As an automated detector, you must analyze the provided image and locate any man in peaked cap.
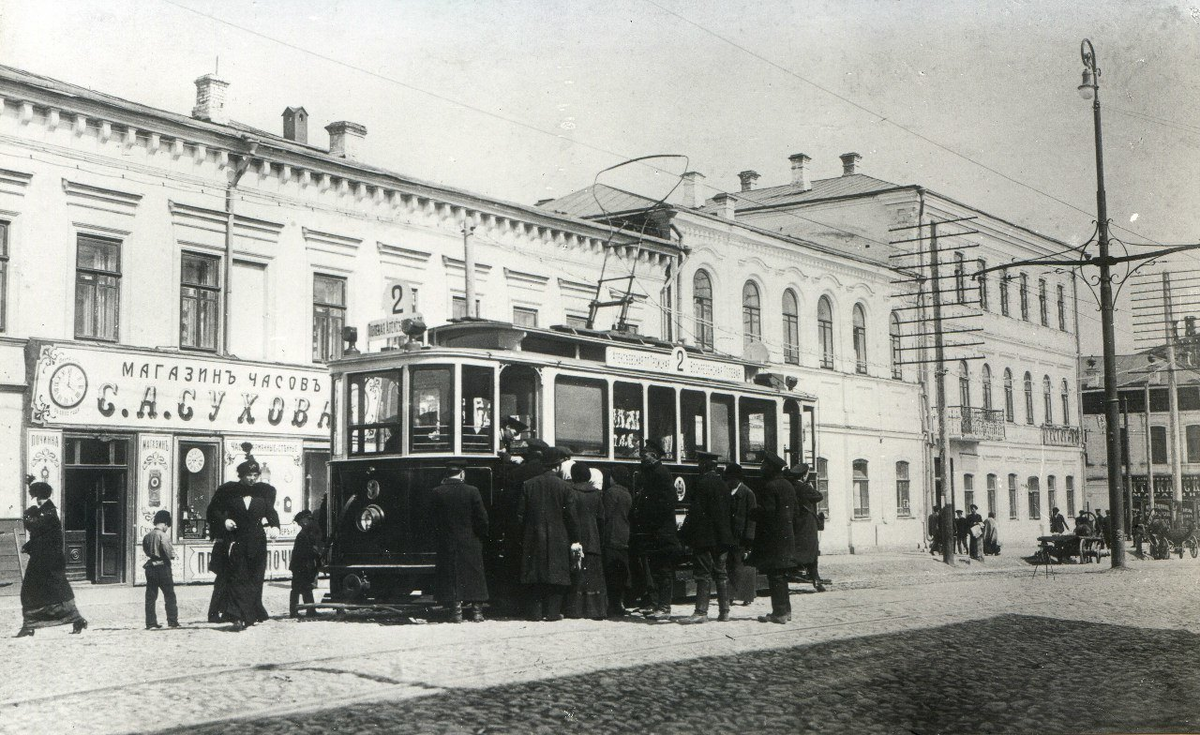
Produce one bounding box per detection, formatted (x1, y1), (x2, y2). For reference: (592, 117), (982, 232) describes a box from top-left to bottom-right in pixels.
(678, 451), (735, 623)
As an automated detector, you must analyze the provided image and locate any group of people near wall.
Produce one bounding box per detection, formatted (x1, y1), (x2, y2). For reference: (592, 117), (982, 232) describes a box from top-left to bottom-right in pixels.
(928, 504), (1002, 561)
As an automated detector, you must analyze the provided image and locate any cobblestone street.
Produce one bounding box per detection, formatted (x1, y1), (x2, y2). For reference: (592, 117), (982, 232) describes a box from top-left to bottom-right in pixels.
(2, 552), (1197, 735)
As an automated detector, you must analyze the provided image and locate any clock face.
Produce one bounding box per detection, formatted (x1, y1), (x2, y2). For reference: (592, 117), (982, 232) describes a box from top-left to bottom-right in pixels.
(185, 448), (206, 474)
(49, 363), (88, 409)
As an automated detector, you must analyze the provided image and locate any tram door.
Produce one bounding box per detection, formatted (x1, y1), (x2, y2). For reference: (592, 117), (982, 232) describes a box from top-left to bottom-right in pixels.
(63, 437), (129, 584)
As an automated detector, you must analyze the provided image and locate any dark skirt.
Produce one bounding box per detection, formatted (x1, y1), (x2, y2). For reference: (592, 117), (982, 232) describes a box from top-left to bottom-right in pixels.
(565, 553), (608, 619)
(23, 598), (85, 629)
(223, 540), (266, 624)
(22, 564), (83, 629)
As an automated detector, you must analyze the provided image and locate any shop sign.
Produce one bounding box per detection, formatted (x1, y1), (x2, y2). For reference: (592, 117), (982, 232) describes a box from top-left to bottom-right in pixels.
(607, 345), (745, 383)
(31, 344), (331, 437)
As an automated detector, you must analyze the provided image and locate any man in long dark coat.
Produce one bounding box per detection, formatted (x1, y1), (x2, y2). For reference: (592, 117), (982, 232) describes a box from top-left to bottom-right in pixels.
(600, 465), (633, 617)
(725, 462), (757, 606)
(494, 436), (547, 614)
(635, 439), (681, 621)
(788, 463), (825, 592)
(431, 463), (490, 623)
(749, 452), (802, 624)
(517, 447), (580, 621)
(206, 476), (241, 622)
(928, 504), (942, 556)
(679, 451), (735, 623)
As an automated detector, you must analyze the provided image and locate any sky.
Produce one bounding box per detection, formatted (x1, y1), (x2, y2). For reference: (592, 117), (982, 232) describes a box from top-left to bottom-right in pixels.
(3, 0), (1200, 356)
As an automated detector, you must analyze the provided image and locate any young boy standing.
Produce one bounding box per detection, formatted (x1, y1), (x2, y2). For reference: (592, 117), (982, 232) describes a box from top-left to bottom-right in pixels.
(289, 510), (322, 618)
(143, 510), (179, 629)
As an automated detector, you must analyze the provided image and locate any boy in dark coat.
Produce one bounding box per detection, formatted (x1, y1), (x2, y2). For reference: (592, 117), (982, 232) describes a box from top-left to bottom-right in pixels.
(288, 510), (323, 618)
(517, 447), (580, 621)
(143, 510), (179, 629)
(679, 451), (735, 623)
(600, 466), (633, 617)
(725, 462), (758, 605)
(635, 440), (682, 621)
(431, 463), (490, 622)
(750, 452), (802, 624)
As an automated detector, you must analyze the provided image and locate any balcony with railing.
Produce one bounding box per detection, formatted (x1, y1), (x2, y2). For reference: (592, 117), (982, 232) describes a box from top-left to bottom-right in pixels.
(1042, 423), (1081, 447)
(947, 406), (1006, 442)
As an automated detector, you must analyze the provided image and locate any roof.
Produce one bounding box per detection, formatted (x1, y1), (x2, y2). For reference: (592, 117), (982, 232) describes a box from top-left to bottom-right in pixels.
(541, 183), (661, 219)
(700, 173), (904, 214)
(1080, 351), (1200, 391)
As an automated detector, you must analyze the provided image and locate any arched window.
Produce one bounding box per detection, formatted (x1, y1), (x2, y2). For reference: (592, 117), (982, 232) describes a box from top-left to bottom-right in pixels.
(890, 311), (903, 379)
(1038, 278), (1048, 326)
(818, 296), (834, 369)
(1003, 368), (1015, 422)
(742, 280), (761, 347)
(853, 459), (869, 519)
(693, 270), (714, 350)
(1019, 273), (1030, 320)
(1000, 269), (1010, 316)
(978, 258), (989, 311)
(782, 289), (799, 365)
(1043, 375), (1054, 425)
(853, 303), (867, 374)
(981, 364), (993, 412)
(1024, 371), (1034, 425)
(958, 360), (971, 409)
(1061, 378), (1071, 426)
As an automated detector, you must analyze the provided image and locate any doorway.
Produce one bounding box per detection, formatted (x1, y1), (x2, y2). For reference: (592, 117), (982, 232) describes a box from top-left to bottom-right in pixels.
(63, 436), (129, 584)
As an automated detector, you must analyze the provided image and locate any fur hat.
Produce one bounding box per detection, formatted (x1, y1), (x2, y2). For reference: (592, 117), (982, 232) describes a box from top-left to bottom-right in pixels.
(27, 479), (53, 500)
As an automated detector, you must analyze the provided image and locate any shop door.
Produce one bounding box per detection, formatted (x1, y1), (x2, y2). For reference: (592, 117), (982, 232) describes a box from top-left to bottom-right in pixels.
(64, 437), (129, 584)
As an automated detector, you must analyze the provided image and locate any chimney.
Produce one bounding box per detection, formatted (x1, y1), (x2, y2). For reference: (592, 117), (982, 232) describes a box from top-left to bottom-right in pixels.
(712, 192), (737, 220)
(680, 171), (705, 208)
(737, 170), (760, 192)
(192, 74), (230, 125)
(326, 120), (367, 160)
(788, 153), (812, 190)
(282, 107), (308, 144)
(840, 152), (862, 176)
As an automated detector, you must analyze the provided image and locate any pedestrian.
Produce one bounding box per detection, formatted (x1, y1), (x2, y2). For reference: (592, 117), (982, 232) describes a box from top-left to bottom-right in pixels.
(566, 462), (608, 620)
(983, 511), (1001, 555)
(495, 436), (547, 616)
(212, 447), (282, 630)
(928, 504), (942, 556)
(288, 509), (323, 619)
(205, 470), (241, 623)
(600, 465), (633, 618)
(679, 451), (734, 624)
(1095, 509), (1110, 549)
(1132, 511), (1146, 557)
(627, 466), (658, 613)
(431, 463), (490, 623)
(954, 509), (969, 554)
(1049, 507), (1069, 534)
(788, 462), (826, 592)
(16, 478), (87, 637)
(749, 452), (802, 624)
(143, 509), (179, 630)
(517, 446), (581, 621)
(634, 439), (682, 621)
(966, 504), (984, 561)
(724, 462), (757, 606)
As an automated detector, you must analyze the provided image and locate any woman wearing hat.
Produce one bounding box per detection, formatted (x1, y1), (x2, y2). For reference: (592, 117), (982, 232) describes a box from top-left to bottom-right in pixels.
(210, 446), (281, 629)
(16, 478), (87, 637)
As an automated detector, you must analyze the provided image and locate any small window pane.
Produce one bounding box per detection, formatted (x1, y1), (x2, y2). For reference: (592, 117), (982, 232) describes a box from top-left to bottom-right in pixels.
(648, 385), (677, 461)
(613, 382), (644, 458)
(555, 377), (607, 456)
(461, 366), (494, 454)
(350, 371), (403, 454)
(710, 394), (735, 462)
(410, 366), (453, 453)
(738, 396), (777, 464)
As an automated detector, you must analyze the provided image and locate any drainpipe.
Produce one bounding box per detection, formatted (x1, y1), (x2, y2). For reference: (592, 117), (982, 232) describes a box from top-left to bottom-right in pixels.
(222, 137), (259, 355)
(670, 223), (686, 343)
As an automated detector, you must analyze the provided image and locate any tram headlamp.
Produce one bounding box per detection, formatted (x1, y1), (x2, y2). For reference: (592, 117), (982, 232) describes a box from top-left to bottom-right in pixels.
(366, 479), (381, 500)
(357, 504), (385, 532)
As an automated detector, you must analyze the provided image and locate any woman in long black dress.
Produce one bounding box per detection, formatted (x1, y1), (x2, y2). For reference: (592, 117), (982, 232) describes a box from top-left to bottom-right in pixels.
(16, 479), (87, 637)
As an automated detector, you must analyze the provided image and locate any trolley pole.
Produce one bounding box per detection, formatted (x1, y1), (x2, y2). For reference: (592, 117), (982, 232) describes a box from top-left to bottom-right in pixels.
(929, 222), (956, 565)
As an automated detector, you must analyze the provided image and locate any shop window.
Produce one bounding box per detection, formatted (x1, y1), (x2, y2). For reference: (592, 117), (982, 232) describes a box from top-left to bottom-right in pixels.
(500, 364), (539, 441)
(410, 366), (453, 453)
(693, 270), (714, 350)
(1027, 476), (1041, 519)
(818, 296), (834, 369)
(349, 371), (402, 454)
(783, 289), (800, 365)
(896, 461), (911, 516)
(1151, 426), (1168, 464)
(710, 393), (735, 462)
(816, 457), (830, 519)
(613, 382), (644, 458)
(1008, 474), (1019, 519)
(75, 234), (121, 341)
(0, 220), (8, 332)
(738, 397), (777, 464)
(180, 252), (221, 351)
(680, 389), (707, 461)
(313, 273), (346, 362)
(555, 376), (607, 456)
(742, 281), (761, 346)
(647, 385), (677, 461)
(853, 304), (868, 374)
(179, 442), (219, 539)
(963, 473), (974, 511)
(853, 459), (869, 519)
(512, 306), (538, 328)
(986, 474), (997, 516)
(461, 366), (495, 454)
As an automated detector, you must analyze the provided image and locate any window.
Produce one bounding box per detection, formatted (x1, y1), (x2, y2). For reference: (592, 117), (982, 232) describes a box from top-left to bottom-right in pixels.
(853, 303), (868, 374)
(958, 361), (971, 409)
(75, 234), (121, 341)
(982, 364), (993, 411)
(890, 312), (903, 379)
(565, 314), (589, 329)
(500, 364), (540, 440)
(452, 296), (481, 320)
(816, 457), (830, 520)
(978, 258), (988, 311)
(693, 270), (714, 350)
(410, 366), (453, 453)
(782, 289), (800, 364)
(1019, 273), (1029, 321)
(742, 281), (762, 346)
(852, 459), (869, 519)
(818, 296), (834, 369)
(512, 306), (538, 328)
(1188, 425), (1200, 463)
(1027, 476), (1041, 519)
(1043, 375), (1054, 425)
(648, 385), (677, 461)
(1008, 474), (1019, 519)
(461, 365), (495, 453)
(1057, 283), (1067, 331)
(1023, 372), (1034, 425)
(1047, 475), (1057, 517)
(1066, 476), (1076, 516)
(1151, 425), (1168, 464)
(963, 473), (974, 511)
(349, 371), (403, 454)
(986, 474), (997, 516)
(1038, 278), (1048, 326)
(739, 396), (777, 463)
(0, 220), (8, 332)
(180, 252), (220, 351)
(680, 389), (707, 461)
(555, 377), (607, 456)
(178, 441), (219, 539)
(710, 394), (736, 462)
(1061, 379), (1071, 426)
(613, 382), (644, 459)
(1004, 369), (1015, 422)
(313, 274), (346, 362)
(896, 461), (911, 516)
(954, 252), (966, 304)
(1000, 270), (1010, 316)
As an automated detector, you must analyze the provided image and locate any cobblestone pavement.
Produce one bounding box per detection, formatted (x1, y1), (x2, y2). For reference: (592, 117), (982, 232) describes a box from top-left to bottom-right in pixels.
(1, 551), (1196, 735)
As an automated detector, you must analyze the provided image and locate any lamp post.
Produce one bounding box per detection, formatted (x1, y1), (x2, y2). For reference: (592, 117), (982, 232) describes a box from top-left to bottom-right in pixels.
(1078, 38), (1126, 567)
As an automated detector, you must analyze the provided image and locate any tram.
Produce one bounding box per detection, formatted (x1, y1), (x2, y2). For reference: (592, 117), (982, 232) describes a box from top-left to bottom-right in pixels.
(323, 320), (817, 611)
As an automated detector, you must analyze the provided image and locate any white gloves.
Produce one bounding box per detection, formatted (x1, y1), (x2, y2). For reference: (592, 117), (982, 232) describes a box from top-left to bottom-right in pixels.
(267, 526), (280, 541)
(224, 519), (237, 532)
(570, 542), (583, 554)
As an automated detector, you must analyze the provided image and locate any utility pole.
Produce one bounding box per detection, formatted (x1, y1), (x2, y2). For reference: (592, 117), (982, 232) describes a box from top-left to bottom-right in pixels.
(1163, 273), (1184, 507)
(930, 222), (956, 565)
(1122, 395), (1132, 532)
(1145, 382), (1155, 519)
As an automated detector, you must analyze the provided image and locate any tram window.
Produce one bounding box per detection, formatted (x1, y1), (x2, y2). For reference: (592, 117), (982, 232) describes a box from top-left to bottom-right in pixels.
(500, 364), (540, 442)
(647, 385), (677, 461)
(710, 394), (735, 462)
(613, 381), (644, 458)
(410, 366), (454, 453)
(784, 399), (802, 467)
(461, 365), (495, 454)
(680, 389), (707, 461)
(348, 371), (402, 455)
(739, 396), (778, 464)
(555, 377), (607, 456)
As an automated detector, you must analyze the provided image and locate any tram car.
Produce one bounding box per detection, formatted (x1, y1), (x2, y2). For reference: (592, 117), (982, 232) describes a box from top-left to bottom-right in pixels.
(323, 320), (817, 611)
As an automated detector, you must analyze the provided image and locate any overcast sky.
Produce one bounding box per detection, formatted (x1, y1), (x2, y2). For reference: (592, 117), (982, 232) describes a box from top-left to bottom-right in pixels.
(4, 0), (1200, 355)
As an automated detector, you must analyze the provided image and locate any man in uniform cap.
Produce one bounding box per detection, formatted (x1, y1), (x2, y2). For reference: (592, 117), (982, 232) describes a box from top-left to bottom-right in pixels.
(516, 446), (581, 621)
(634, 439), (681, 620)
(724, 462), (758, 605)
(288, 509), (323, 618)
(679, 451), (735, 623)
(786, 462), (825, 592)
(431, 462), (490, 622)
(750, 452), (802, 623)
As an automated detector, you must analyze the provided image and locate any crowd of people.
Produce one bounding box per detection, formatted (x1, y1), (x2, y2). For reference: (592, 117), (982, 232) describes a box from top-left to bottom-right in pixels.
(927, 504), (1001, 561)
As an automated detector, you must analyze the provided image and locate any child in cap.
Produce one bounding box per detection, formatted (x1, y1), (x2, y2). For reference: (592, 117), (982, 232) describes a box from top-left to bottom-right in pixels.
(289, 510), (322, 618)
(143, 510), (179, 629)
